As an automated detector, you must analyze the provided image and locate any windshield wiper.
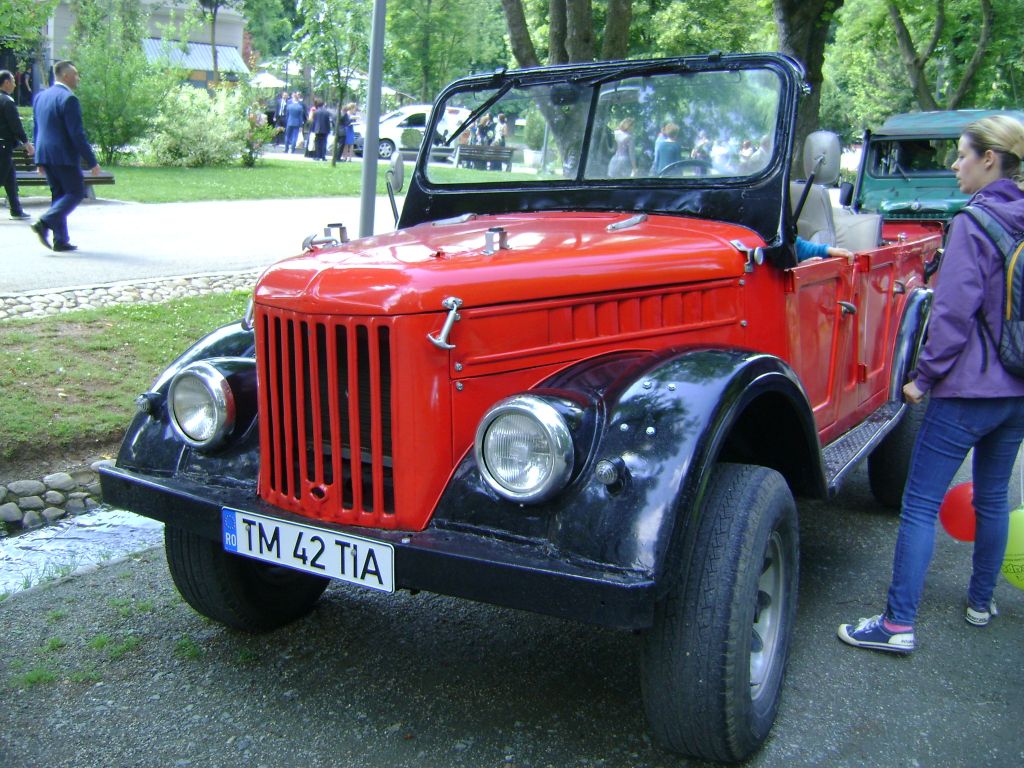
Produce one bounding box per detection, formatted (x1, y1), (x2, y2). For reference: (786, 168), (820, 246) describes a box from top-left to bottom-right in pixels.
(447, 80), (516, 147)
(583, 61), (689, 89)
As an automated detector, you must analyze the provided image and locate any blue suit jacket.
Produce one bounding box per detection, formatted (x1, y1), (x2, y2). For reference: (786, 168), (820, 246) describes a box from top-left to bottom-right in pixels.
(33, 83), (98, 168)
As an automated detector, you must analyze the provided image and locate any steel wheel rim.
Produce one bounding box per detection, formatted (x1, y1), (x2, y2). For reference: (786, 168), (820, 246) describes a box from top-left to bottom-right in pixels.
(750, 529), (786, 701)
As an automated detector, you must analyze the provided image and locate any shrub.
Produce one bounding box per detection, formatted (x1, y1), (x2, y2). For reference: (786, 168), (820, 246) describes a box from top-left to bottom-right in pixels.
(141, 86), (250, 167)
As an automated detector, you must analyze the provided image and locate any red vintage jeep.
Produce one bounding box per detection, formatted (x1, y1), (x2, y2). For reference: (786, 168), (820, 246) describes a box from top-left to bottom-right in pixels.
(101, 53), (939, 763)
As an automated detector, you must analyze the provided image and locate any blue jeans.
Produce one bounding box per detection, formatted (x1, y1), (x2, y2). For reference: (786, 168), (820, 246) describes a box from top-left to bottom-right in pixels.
(886, 397), (1024, 625)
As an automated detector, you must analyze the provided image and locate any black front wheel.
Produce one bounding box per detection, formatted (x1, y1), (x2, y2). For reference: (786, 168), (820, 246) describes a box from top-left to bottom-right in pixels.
(641, 463), (799, 763)
(165, 526), (329, 632)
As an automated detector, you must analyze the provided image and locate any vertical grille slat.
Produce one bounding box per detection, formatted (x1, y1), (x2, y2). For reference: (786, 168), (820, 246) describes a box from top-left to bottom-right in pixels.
(257, 307), (396, 526)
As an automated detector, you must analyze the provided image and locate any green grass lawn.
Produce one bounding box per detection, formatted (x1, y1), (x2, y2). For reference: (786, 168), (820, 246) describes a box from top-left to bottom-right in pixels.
(103, 158), (389, 203)
(0, 293), (250, 460)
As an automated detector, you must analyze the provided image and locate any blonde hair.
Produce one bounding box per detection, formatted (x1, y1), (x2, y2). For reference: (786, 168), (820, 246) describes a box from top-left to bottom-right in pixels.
(963, 114), (1024, 190)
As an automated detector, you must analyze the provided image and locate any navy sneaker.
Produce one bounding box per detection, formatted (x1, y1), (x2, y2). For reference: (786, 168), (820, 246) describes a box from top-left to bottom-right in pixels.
(965, 599), (998, 627)
(838, 614), (915, 654)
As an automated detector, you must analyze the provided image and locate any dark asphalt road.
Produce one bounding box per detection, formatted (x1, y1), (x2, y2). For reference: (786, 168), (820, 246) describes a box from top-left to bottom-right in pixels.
(2, 462), (1022, 768)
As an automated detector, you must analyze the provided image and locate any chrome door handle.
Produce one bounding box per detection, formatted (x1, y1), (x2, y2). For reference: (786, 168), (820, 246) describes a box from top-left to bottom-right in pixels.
(838, 301), (857, 316)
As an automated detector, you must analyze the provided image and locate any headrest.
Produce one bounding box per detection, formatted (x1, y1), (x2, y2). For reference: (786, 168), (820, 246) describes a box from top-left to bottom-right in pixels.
(803, 130), (841, 186)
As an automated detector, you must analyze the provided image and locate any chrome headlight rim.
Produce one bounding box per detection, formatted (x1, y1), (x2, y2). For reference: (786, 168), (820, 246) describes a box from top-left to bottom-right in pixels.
(474, 394), (575, 503)
(167, 361), (236, 450)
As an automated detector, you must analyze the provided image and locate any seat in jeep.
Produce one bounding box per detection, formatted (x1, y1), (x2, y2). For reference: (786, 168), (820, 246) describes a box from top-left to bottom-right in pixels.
(791, 131), (882, 254)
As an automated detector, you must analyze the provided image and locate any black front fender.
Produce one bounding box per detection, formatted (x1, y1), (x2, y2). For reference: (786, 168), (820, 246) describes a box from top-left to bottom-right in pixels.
(432, 347), (819, 591)
(113, 321), (259, 485)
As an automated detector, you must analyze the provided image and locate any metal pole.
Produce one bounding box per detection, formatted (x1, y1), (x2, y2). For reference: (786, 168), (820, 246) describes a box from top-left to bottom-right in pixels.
(359, 0), (387, 238)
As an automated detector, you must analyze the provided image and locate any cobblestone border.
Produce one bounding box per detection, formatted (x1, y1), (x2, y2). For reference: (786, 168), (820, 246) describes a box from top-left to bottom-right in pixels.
(0, 461), (111, 537)
(0, 268), (261, 321)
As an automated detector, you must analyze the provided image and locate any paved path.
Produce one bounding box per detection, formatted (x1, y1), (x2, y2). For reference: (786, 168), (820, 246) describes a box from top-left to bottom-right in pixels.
(0, 194), (399, 293)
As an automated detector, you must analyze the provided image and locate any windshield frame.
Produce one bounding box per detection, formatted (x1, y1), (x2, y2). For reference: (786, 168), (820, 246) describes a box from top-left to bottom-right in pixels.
(398, 53), (805, 251)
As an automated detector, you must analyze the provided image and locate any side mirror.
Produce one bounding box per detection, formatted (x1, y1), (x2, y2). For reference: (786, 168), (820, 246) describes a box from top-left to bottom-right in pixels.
(838, 181), (854, 208)
(387, 152), (405, 193)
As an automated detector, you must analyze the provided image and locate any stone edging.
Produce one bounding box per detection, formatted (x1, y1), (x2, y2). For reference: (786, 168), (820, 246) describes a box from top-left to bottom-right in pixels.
(1, 460), (110, 537)
(0, 268), (262, 321)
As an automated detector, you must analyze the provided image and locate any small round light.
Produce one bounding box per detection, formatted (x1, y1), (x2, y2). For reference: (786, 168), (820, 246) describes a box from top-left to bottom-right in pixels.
(168, 362), (235, 449)
(474, 395), (574, 503)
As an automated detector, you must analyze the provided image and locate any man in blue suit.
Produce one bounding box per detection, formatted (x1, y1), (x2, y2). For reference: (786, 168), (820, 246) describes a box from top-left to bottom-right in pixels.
(31, 60), (101, 252)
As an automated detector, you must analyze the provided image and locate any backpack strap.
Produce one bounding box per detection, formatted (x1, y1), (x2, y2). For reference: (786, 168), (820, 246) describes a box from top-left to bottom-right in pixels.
(961, 204), (1018, 257)
(959, 205), (1011, 374)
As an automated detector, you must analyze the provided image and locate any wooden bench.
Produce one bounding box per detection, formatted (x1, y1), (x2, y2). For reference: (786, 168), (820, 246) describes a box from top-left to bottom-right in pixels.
(453, 144), (515, 172)
(13, 152), (115, 198)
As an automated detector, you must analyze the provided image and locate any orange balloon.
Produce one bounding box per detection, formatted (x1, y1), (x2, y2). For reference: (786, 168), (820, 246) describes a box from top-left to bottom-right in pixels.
(939, 481), (976, 542)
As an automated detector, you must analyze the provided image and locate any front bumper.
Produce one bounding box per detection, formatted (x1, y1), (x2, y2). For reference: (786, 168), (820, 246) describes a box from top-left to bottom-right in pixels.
(100, 465), (656, 630)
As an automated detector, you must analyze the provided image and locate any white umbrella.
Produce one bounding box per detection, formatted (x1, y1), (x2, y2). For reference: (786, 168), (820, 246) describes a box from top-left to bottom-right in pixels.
(251, 71), (286, 89)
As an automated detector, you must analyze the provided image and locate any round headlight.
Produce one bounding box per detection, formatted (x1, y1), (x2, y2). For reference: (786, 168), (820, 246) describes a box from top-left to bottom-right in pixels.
(474, 395), (574, 503)
(168, 362), (236, 449)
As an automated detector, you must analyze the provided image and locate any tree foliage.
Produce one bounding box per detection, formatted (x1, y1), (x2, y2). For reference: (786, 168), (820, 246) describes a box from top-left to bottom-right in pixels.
(289, 0), (370, 106)
(242, 0), (296, 61)
(68, 0), (178, 164)
(822, 0), (1024, 137)
(0, 0), (59, 59)
(386, 0), (508, 102)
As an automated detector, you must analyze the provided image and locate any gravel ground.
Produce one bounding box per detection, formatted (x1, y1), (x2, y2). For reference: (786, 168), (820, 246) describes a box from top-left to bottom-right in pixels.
(2, 467), (1022, 768)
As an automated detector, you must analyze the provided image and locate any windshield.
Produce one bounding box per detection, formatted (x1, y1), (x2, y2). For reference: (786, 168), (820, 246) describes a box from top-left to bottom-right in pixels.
(868, 138), (958, 178)
(424, 68), (783, 185)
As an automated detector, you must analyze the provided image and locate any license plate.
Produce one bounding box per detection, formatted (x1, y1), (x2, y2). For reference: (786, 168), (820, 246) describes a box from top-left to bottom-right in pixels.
(222, 509), (394, 593)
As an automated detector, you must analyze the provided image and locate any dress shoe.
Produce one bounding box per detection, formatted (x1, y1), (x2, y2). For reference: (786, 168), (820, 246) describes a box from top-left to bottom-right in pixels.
(53, 242), (78, 252)
(10, 212), (31, 220)
(30, 220), (52, 249)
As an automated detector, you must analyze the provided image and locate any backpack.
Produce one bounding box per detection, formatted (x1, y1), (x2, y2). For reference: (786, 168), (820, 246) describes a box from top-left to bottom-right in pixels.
(960, 204), (1024, 377)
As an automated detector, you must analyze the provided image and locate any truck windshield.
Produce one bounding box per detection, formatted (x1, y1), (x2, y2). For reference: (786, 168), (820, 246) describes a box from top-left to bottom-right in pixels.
(424, 68), (783, 185)
(868, 138), (958, 178)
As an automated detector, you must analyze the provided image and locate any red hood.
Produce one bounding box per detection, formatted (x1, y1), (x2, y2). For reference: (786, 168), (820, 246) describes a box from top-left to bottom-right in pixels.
(255, 212), (761, 315)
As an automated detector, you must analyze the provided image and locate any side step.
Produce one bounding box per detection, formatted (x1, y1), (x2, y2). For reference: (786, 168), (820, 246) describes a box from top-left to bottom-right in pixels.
(822, 401), (905, 494)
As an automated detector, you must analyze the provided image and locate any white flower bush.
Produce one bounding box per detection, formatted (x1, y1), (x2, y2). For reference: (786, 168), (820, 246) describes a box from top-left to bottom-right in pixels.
(141, 86), (249, 167)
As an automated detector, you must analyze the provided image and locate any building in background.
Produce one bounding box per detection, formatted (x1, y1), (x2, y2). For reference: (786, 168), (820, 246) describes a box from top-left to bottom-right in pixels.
(1, 1), (248, 104)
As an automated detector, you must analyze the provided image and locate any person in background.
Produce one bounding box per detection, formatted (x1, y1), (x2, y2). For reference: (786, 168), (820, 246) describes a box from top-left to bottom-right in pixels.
(653, 122), (682, 173)
(273, 90), (288, 146)
(283, 91), (305, 154)
(838, 115), (1024, 654)
(607, 117), (637, 178)
(30, 60), (101, 252)
(494, 113), (509, 147)
(312, 99), (332, 162)
(340, 103), (357, 162)
(0, 69), (34, 220)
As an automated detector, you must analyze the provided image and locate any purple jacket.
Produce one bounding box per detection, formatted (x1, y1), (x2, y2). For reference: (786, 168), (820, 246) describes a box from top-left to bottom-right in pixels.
(912, 178), (1024, 398)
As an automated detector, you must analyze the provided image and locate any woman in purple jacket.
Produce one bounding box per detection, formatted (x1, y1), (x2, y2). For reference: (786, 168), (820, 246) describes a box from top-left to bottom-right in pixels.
(839, 115), (1024, 654)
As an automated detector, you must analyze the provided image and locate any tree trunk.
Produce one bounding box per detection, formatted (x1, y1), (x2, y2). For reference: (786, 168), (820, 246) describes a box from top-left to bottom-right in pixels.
(601, 0), (632, 61)
(565, 0), (595, 62)
(887, 0), (993, 111)
(773, 0), (845, 160)
(500, 0), (541, 68)
(946, 0), (992, 109)
(549, 0), (568, 65)
(887, 0), (942, 111)
(210, 6), (220, 85)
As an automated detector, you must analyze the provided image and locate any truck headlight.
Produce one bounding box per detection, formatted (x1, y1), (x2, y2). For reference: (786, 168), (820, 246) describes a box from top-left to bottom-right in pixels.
(168, 362), (236, 450)
(474, 395), (574, 503)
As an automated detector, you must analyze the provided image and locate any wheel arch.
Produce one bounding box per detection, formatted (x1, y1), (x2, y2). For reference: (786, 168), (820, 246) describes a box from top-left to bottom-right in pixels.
(112, 321), (259, 481)
(431, 346), (822, 596)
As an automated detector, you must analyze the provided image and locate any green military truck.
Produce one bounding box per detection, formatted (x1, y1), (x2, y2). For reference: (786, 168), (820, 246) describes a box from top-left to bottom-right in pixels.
(851, 108), (1024, 222)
